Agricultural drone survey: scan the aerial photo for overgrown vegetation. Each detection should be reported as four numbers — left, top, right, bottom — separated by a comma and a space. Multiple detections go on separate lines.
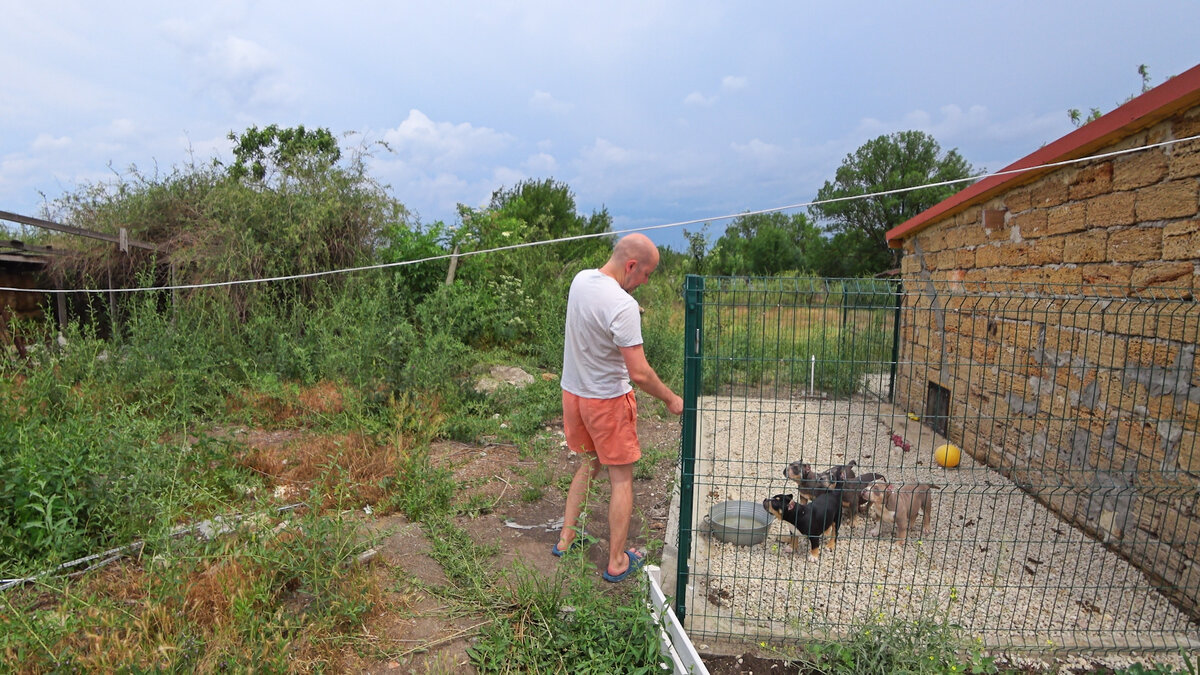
5, 123, 1181, 672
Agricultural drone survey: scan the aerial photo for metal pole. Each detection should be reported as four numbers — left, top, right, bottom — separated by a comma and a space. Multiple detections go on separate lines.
888, 278, 902, 403
676, 274, 704, 621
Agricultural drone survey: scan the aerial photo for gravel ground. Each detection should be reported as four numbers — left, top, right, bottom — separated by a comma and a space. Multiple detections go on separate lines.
678, 393, 1200, 656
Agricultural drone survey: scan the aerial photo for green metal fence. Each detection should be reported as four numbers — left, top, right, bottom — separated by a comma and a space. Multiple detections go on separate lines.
674, 275, 1200, 655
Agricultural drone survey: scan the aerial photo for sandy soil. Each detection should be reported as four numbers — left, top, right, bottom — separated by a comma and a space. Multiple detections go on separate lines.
671, 392, 1200, 658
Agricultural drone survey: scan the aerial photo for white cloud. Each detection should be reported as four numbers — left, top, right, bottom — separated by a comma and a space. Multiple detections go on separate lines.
491, 165, 526, 188
683, 91, 716, 107
31, 134, 72, 151
160, 19, 297, 110
381, 110, 513, 169
850, 101, 1077, 166
530, 90, 573, 114
730, 138, 784, 162
107, 119, 138, 138
721, 75, 748, 91
579, 138, 646, 166
523, 152, 558, 174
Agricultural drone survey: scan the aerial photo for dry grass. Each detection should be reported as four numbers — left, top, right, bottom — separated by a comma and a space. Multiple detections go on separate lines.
239, 432, 400, 508
225, 380, 347, 424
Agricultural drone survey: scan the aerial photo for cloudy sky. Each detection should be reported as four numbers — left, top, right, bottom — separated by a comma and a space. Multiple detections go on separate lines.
2, 1, 1197, 251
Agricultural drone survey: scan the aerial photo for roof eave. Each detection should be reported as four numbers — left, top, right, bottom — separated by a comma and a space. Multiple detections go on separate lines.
885, 63, 1200, 248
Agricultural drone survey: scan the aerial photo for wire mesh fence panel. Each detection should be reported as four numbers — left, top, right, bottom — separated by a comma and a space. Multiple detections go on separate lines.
674, 275, 1200, 655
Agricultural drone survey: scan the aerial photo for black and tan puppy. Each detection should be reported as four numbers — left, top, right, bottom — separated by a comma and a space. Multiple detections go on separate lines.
784, 460, 856, 501
762, 492, 842, 562
783, 461, 824, 503
785, 459, 881, 525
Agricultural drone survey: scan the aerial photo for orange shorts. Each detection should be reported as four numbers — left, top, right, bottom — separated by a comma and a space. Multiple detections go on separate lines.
561, 389, 640, 466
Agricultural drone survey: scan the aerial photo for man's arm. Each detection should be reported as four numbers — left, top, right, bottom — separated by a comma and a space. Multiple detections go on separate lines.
620, 343, 684, 415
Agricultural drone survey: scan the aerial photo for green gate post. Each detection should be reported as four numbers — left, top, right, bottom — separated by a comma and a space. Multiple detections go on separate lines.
676, 274, 704, 621
888, 278, 902, 403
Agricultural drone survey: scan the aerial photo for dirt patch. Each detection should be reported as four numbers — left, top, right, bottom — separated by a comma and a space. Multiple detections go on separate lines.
347, 392, 683, 672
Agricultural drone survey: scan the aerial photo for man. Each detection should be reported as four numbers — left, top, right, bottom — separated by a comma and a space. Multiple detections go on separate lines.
553, 233, 684, 582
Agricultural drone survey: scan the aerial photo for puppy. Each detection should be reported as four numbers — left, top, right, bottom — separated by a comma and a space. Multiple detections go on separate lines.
784, 459, 859, 500
762, 492, 842, 562
783, 461, 825, 503
832, 471, 887, 527
865, 482, 940, 545
786, 459, 879, 525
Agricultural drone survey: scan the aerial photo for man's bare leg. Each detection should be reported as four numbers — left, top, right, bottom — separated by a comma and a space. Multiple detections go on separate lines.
557, 454, 601, 552
606, 463, 636, 575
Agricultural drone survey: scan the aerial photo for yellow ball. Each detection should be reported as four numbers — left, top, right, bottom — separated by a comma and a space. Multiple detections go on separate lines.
934, 444, 961, 468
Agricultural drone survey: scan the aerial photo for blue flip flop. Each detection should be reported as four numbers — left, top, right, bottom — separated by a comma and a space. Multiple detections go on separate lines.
551, 536, 589, 558
602, 549, 645, 583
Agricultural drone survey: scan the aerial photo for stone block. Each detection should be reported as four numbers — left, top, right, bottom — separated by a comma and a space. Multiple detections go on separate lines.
1078, 264, 1133, 290
1107, 226, 1163, 262
1069, 161, 1113, 200
1178, 429, 1200, 474
1077, 333, 1128, 370
917, 229, 947, 253
954, 208, 980, 227
1131, 262, 1195, 295
1087, 191, 1137, 227
1063, 228, 1108, 263
1168, 138, 1200, 180
974, 244, 1003, 268
1031, 178, 1068, 208
1156, 304, 1200, 342
1172, 109, 1200, 138
1151, 505, 1200, 549
1103, 301, 1159, 336
1004, 188, 1032, 212
1126, 336, 1179, 368
1058, 298, 1108, 331
1162, 219, 1200, 260
1136, 180, 1199, 221
1028, 236, 1066, 265
1113, 150, 1169, 190
1011, 209, 1048, 239
1047, 202, 1089, 236
1045, 265, 1083, 287
959, 224, 989, 248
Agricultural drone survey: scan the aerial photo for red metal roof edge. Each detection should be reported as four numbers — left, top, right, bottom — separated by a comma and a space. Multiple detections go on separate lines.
885, 63, 1200, 248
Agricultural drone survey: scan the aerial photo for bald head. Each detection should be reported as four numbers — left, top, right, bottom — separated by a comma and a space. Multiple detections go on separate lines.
610, 233, 659, 268
603, 233, 660, 292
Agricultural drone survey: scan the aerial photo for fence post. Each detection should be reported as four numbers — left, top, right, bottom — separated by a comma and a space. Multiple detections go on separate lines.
888, 278, 902, 403
676, 274, 704, 622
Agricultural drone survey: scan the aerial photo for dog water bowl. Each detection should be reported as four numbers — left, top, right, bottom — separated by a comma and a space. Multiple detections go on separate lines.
703, 500, 771, 546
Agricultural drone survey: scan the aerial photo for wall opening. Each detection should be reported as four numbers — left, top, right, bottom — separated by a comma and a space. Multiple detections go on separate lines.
925, 381, 950, 436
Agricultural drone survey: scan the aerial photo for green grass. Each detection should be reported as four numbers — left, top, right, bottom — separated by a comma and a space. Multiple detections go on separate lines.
7, 265, 1190, 673
634, 443, 674, 481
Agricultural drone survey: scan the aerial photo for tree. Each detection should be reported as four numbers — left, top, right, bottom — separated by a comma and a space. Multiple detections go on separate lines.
463, 178, 612, 269
1069, 64, 1155, 128
682, 225, 710, 273
226, 124, 341, 183
809, 131, 973, 274
709, 212, 824, 276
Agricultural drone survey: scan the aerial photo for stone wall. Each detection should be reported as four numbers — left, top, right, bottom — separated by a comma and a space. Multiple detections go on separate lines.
894, 104, 1200, 616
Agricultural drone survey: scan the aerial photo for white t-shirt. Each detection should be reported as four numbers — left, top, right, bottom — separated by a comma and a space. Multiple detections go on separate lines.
561, 269, 643, 399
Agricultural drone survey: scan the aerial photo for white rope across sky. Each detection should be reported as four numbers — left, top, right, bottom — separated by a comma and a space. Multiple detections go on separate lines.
3, 132, 1197, 296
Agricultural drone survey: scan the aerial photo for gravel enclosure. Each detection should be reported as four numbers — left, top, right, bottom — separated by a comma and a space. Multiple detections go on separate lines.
669, 390, 1200, 655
